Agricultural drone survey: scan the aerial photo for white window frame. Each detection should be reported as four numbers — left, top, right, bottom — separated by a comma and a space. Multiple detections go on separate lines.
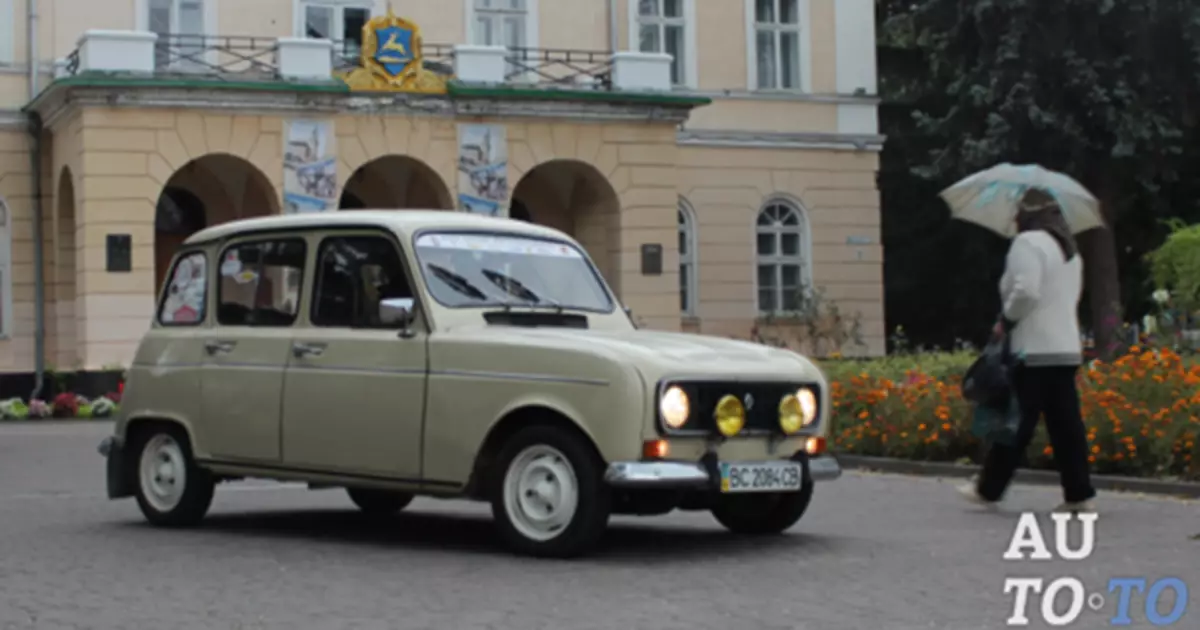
0, 198, 12, 339
744, 0, 811, 93
465, 0, 539, 81
678, 197, 698, 316
628, 0, 698, 89
135, 0, 218, 68
754, 196, 812, 315
0, 0, 14, 66
294, 0, 377, 58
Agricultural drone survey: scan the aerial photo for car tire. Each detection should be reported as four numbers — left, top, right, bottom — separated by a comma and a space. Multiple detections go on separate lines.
132, 424, 215, 527
490, 425, 611, 558
346, 488, 414, 516
711, 480, 814, 535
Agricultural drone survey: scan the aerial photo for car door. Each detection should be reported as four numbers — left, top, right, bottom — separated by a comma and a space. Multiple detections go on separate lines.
280, 229, 428, 480
199, 234, 308, 464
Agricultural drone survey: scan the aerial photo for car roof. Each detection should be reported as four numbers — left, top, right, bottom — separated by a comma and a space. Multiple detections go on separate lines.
182, 209, 573, 245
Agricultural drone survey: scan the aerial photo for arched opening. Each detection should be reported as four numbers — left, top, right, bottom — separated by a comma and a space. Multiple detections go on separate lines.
509, 198, 532, 222
154, 154, 279, 289
338, 155, 453, 210
53, 168, 77, 368
510, 160, 621, 281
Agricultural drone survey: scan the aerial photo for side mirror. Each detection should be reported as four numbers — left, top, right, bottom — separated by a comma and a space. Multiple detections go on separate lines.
379, 297, 415, 327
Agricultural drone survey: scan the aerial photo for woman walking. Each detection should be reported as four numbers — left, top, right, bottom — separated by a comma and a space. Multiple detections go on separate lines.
959, 187, 1097, 512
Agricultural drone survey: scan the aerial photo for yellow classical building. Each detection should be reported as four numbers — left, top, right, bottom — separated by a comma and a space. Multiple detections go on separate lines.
0, 0, 884, 395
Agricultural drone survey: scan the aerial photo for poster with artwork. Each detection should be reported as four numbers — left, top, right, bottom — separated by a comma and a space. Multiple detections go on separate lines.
456, 124, 508, 216
283, 119, 338, 212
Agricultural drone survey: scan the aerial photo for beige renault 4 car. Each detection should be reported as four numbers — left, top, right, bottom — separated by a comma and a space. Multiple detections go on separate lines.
98, 210, 840, 557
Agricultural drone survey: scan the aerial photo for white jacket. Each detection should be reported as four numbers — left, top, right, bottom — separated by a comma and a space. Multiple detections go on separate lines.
1000, 230, 1083, 366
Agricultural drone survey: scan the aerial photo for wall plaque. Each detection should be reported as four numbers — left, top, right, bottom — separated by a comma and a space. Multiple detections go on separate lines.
640, 243, 663, 275
106, 234, 132, 272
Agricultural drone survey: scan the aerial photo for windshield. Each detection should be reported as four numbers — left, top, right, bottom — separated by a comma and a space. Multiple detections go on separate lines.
413, 231, 615, 312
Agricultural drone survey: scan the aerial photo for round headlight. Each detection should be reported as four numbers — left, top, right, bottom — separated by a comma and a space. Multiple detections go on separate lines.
714, 394, 745, 437
798, 387, 818, 425
778, 394, 803, 434
660, 386, 690, 429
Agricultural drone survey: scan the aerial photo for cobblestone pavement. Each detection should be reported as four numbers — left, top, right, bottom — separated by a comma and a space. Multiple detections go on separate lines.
0, 422, 1196, 630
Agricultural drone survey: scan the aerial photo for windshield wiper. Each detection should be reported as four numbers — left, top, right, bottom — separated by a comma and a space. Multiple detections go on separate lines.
427, 263, 487, 301
481, 268, 564, 313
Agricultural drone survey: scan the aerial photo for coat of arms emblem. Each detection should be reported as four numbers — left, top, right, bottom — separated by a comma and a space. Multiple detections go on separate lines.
335, 8, 452, 93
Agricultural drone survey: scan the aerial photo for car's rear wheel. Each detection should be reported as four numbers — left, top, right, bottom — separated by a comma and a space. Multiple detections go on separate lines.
346, 488, 414, 516
490, 425, 610, 558
711, 480, 814, 535
133, 425, 214, 527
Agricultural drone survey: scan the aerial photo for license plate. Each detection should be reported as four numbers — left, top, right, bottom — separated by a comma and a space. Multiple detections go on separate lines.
719, 461, 804, 493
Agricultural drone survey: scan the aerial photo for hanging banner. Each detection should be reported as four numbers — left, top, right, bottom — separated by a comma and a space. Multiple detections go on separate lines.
456, 123, 508, 216
283, 119, 338, 212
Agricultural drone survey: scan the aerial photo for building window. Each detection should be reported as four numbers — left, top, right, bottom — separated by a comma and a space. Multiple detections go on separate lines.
472, 0, 528, 48
678, 199, 697, 315
146, 0, 208, 70
0, 0, 14, 65
469, 0, 537, 77
634, 0, 691, 87
299, 0, 372, 60
750, 0, 803, 90
0, 199, 10, 338
755, 199, 810, 314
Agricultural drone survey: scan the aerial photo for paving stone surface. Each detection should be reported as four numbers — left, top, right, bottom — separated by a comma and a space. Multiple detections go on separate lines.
0, 421, 1195, 629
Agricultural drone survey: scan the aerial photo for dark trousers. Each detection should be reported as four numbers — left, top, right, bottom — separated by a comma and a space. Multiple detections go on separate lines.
976, 365, 1096, 503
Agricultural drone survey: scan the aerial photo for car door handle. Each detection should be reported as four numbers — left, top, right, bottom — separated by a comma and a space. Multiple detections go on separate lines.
292, 341, 327, 358
204, 340, 237, 355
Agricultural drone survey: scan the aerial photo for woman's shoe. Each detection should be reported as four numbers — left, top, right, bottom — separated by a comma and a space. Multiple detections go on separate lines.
957, 481, 999, 509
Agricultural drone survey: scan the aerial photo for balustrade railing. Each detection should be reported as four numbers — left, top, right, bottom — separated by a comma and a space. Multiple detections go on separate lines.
504, 47, 612, 89
63, 33, 624, 92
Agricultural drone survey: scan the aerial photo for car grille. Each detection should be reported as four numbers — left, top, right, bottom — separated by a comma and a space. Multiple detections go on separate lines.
658, 380, 821, 436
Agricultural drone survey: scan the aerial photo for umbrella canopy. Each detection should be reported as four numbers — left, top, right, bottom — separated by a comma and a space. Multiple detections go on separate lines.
939, 163, 1104, 238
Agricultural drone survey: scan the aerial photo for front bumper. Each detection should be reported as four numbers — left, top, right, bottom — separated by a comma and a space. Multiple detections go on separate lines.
604, 452, 841, 489
98, 435, 134, 499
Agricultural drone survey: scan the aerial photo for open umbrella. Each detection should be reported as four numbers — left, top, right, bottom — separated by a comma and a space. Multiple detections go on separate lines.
939, 163, 1104, 238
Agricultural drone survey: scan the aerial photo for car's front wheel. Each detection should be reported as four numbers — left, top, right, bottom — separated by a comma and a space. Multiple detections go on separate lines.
132, 425, 215, 527
490, 425, 610, 558
346, 488, 414, 516
711, 480, 814, 535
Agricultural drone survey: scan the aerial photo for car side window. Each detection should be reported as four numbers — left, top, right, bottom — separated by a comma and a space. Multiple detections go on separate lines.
158, 250, 208, 326
311, 235, 413, 328
217, 238, 306, 327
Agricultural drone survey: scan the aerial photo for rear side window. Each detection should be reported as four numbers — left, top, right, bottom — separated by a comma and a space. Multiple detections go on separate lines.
158, 251, 208, 326
217, 238, 307, 327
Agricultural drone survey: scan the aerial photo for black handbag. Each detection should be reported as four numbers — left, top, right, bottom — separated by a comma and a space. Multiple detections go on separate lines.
961, 324, 1015, 409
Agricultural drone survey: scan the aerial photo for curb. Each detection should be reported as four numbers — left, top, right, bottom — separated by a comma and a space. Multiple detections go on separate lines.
838, 454, 1200, 499
0, 418, 114, 426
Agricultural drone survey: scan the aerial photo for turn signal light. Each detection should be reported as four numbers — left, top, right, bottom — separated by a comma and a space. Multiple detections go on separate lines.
643, 439, 669, 459
805, 436, 826, 456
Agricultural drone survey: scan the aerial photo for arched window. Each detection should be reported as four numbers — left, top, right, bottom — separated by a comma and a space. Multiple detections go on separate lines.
678, 198, 697, 315
755, 198, 810, 313
0, 198, 11, 339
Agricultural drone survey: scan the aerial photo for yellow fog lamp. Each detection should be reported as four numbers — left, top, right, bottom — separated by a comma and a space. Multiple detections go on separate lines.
798, 387, 818, 426
714, 394, 745, 437
660, 385, 690, 430
778, 394, 803, 434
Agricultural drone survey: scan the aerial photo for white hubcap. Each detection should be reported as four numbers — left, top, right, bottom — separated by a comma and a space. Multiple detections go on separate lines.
502, 444, 579, 542
138, 434, 186, 512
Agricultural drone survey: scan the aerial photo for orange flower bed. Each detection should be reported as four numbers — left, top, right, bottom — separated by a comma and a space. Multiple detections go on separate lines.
825, 347, 1200, 480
